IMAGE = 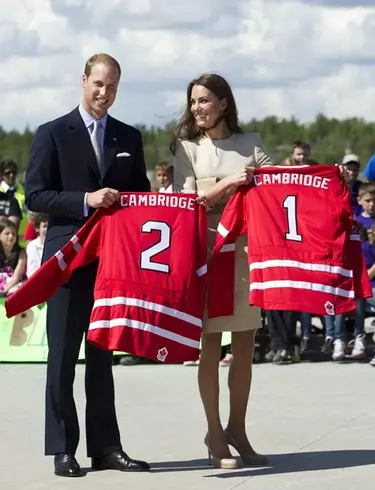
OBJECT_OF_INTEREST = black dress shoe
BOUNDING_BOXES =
[54,453,84,477]
[91,450,150,472]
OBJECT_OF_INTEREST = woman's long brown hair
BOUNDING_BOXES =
[170,73,243,154]
[0,219,22,270]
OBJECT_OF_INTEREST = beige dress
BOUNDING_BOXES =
[174,132,273,333]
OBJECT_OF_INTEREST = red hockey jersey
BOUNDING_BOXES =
[208,165,372,317]
[6,193,208,363]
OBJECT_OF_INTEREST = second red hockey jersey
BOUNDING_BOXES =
[6,193,207,363]
[208,165,372,317]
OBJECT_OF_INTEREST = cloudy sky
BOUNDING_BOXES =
[1,0,375,131]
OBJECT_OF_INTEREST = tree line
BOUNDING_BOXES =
[1,114,375,176]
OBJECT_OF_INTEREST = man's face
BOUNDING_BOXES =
[343,163,360,185]
[82,62,120,118]
[292,147,307,165]
[2,168,17,186]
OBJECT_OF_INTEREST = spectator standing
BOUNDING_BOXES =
[322,184,373,361]
[26,213,48,278]
[283,140,317,166]
[0,219,26,296]
[341,154,362,216]
[0,159,28,243]
[355,185,375,364]
[272,141,313,359]
[0,188,22,229]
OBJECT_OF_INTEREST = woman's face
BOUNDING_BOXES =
[0,227,16,248]
[190,85,226,130]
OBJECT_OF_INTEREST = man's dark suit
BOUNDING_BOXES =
[25,107,150,457]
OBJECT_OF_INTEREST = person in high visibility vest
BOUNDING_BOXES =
[0,159,28,246]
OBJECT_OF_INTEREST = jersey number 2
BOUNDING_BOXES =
[140,221,171,273]
[283,195,302,242]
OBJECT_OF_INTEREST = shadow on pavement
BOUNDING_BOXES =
[149,450,375,475]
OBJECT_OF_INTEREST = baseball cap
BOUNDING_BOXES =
[341,154,360,165]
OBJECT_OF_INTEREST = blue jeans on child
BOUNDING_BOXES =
[325,300,366,340]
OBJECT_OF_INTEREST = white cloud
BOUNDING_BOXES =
[1,0,375,131]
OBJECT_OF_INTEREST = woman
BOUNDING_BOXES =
[172,73,273,469]
[0,218,26,296]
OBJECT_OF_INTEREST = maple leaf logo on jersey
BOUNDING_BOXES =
[157,347,168,363]
[324,301,335,315]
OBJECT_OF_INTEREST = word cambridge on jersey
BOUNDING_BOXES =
[208,164,371,318]
[6,165,371,362]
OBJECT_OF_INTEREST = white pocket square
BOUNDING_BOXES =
[116,152,131,157]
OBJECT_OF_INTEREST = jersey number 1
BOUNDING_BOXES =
[283,195,302,242]
[140,221,171,273]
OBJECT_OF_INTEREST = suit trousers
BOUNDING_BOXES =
[44,264,122,457]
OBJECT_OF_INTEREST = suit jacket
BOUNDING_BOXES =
[25,107,150,262]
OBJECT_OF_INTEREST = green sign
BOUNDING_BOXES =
[0,299,85,362]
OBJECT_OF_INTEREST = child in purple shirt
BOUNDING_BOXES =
[355,184,375,366]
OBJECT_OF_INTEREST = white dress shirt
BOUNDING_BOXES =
[26,236,45,278]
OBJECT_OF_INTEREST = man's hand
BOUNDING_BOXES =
[335,164,349,183]
[87,188,119,209]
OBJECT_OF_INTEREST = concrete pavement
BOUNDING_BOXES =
[0,361,374,490]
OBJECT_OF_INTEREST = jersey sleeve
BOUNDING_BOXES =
[207,186,248,318]
[5,209,104,318]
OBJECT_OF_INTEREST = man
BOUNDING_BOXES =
[283,140,316,166]
[0,159,27,243]
[0,187,22,227]
[340,154,362,215]
[25,53,151,478]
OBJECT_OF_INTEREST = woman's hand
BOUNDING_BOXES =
[195,166,255,208]
[196,193,208,205]
[227,167,254,188]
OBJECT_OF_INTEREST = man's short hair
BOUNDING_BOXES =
[84,53,121,79]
